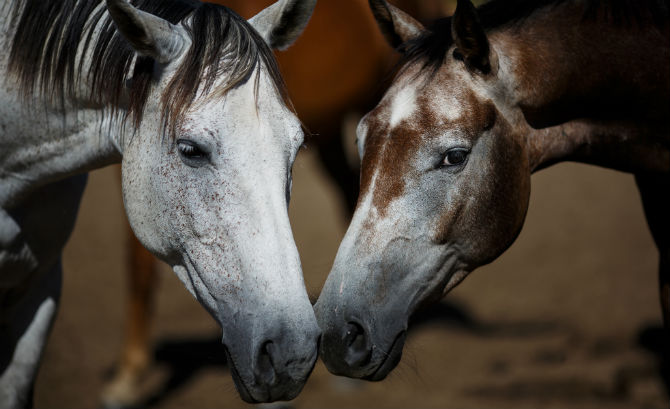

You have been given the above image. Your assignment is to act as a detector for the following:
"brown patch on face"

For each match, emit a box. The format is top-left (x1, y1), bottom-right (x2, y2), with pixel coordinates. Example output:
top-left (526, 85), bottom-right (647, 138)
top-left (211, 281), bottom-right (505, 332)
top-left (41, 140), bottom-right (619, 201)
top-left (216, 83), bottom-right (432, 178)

top-left (361, 108), bottom-right (430, 217)
top-left (358, 68), bottom-right (496, 218)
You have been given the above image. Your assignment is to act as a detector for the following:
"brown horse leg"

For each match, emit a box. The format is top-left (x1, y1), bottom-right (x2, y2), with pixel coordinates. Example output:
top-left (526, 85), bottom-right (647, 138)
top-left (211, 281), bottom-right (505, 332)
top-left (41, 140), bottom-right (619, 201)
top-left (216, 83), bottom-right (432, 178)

top-left (635, 173), bottom-right (670, 349)
top-left (101, 229), bottom-right (158, 408)
top-left (313, 122), bottom-right (360, 214)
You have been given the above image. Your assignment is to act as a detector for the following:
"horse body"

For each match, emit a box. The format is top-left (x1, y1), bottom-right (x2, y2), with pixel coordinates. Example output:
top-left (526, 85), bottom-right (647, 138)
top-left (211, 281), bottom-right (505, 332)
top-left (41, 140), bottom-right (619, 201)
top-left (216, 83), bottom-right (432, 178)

top-left (508, 2), bottom-right (670, 171)
top-left (315, 0), bottom-right (670, 380)
top-left (1, 0), bottom-right (319, 406)
top-left (0, 6), bottom-right (113, 400)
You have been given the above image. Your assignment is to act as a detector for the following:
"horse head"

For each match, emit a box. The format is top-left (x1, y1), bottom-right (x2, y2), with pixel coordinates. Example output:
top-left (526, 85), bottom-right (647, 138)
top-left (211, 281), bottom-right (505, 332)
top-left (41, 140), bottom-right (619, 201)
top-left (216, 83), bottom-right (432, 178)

top-left (108, 0), bottom-right (319, 402)
top-left (315, 0), bottom-right (531, 380)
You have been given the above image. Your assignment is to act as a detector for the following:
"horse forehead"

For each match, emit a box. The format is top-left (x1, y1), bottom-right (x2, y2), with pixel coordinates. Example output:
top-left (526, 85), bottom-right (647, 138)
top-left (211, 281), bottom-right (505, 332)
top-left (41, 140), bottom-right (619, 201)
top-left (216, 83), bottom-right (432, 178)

top-left (182, 98), bottom-right (257, 136)
top-left (365, 76), bottom-right (475, 149)
top-left (375, 68), bottom-right (473, 129)
top-left (186, 77), bottom-right (292, 131)
top-left (359, 72), bottom-right (484, 217)
top-left (182, 104), bottom-right (298, 143)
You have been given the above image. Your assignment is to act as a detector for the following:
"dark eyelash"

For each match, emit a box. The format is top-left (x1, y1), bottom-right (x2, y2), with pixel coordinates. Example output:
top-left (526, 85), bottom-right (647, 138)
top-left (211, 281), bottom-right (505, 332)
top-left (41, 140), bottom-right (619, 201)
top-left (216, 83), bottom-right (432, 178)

top-left (177, 139), bottom-right (207, 160)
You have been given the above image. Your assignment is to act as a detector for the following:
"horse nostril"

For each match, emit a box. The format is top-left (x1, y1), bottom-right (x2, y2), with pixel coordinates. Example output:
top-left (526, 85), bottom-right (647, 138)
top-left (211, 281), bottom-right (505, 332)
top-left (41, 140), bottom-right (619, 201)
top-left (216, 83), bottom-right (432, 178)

top-left (343, 322), bottom-right (362, 347)
top-left (343, 322), bottom-right (372, 368)
top-left (255, 340), bottom-right (277, 386)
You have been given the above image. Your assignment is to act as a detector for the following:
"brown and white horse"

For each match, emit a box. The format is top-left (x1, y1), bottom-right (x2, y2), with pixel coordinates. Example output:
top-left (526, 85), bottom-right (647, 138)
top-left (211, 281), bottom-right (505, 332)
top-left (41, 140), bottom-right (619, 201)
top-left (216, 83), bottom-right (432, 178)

top-left (315, 0), bottom-right (670, 380)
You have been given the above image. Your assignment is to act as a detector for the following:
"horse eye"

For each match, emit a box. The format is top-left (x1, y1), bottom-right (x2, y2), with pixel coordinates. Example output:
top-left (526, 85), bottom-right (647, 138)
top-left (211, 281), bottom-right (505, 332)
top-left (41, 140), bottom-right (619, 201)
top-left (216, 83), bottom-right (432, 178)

top-left (442, 149), bottom-right (469, 167)
top-left (177, 139), bottom-right (207, 161)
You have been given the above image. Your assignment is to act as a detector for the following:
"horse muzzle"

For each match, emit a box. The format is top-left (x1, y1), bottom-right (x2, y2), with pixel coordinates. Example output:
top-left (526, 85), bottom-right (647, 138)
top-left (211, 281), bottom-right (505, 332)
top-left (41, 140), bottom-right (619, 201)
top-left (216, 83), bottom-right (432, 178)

top-left (315, 298), bottom-right (407, 380)
top-left (223, 319), bottom-right (321, 403)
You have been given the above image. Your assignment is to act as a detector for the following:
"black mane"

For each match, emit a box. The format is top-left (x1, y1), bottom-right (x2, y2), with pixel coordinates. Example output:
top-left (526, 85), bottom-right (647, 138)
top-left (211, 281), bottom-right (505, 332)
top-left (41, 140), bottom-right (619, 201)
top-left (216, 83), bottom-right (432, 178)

top-left (400, 0), bottom-right (670, 74)
top-left (7, 0), bottom-right (288, 134)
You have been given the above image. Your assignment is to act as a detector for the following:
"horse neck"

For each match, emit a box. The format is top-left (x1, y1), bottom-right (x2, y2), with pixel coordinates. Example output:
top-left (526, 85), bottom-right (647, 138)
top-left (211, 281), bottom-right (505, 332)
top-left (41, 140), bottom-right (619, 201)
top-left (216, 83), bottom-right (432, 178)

top-left (493, 1), bottom-right (670, 173)
top-left (0, 1), bottom-right (124, 206)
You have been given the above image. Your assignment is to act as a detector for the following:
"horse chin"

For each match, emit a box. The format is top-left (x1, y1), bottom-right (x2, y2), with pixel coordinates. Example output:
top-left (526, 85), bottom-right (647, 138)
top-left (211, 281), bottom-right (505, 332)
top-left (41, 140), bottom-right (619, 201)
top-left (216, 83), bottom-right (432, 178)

top-left (224, 346), bottom-right (278, 404)
top-left (365, 330), bottom-right (407, 382)
top-left (223, 346), bottom-right (260, 403)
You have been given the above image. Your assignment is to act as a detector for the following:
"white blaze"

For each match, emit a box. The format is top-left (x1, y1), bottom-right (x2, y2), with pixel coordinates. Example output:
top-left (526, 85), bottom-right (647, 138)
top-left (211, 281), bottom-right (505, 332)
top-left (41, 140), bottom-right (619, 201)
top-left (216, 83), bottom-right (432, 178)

top-left (388, 86), bottom-right (418, 128)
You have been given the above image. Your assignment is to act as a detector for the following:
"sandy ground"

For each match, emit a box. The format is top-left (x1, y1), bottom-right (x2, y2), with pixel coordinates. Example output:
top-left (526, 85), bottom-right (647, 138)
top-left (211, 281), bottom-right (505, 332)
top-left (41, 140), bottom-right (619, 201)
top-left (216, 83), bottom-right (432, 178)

top-left (34, 148), bottom-right (668, 408)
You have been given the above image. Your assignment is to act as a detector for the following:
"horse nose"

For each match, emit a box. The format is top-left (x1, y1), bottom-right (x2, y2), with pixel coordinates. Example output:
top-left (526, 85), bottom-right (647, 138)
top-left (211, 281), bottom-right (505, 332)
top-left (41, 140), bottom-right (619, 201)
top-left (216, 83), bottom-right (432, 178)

top-left (343, 322), bottom-right (372, 368)
top-left (250, 321), bottom-right (321, 400)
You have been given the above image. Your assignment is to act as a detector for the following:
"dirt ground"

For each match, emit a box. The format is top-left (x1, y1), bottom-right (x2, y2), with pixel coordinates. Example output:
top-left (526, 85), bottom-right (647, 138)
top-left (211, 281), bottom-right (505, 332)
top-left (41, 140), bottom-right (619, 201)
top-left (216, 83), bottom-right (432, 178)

top-left (34, 148), bottom-right (668, 408)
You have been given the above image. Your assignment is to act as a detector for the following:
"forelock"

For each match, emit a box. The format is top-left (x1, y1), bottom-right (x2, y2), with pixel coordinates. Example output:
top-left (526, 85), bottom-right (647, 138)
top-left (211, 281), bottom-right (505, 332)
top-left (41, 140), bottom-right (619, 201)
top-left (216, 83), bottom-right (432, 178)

top-left (159, 4), bottom-right (289, 137)
top-left (7, 0), bottom-right (290, 138)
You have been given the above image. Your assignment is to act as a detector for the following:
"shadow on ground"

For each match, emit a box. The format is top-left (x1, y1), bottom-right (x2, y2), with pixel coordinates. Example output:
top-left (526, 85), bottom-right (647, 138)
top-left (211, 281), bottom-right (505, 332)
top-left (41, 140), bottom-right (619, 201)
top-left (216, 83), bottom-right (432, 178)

top-left (638, 325), bottom-right (670, 395)
top-left (142, 336), bottom-right (229, 407)
top-left (117, 303), bottom-right (668, 408)
top-left (462, 323), bottom-right (668, 406)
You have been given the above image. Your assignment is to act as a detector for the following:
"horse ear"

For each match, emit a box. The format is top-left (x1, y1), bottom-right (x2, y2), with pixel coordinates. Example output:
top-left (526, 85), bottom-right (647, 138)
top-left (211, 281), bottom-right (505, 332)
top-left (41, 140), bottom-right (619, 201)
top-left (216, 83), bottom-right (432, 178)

top-left (249, 0), bottom-right (317, 51)
top-left (106, 0), bottom-right (186, 64)
top-left (369, 0), bottom-right (425, 49)
top-left (451, 0), bottom-right (491, 74)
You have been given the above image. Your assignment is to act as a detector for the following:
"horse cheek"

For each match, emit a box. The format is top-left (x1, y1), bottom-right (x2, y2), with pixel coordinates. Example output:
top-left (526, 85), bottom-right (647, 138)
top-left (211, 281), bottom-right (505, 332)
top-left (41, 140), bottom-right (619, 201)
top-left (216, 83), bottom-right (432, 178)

top-left (484, 131), bottom-right (531, 264)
